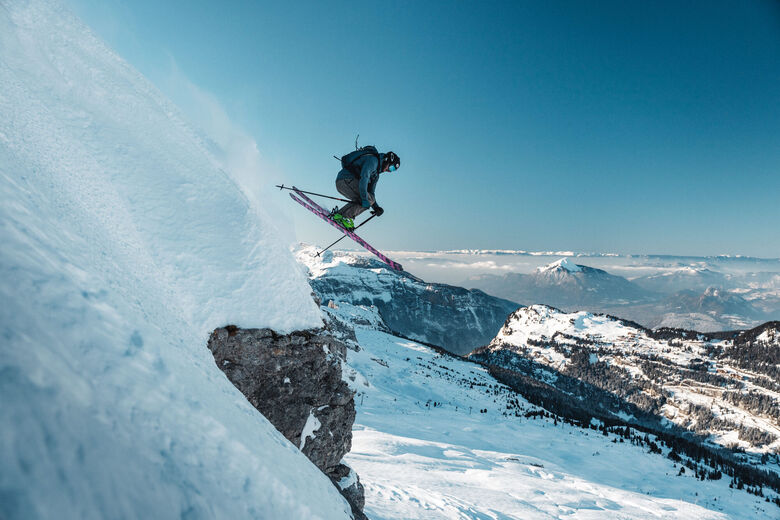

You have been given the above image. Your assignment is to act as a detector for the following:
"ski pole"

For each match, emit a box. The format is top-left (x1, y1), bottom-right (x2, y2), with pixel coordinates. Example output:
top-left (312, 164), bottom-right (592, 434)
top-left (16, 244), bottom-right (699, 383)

top-left (276, 184), bottom-right (350, 203)
top-left (317, 214), bottom-right (377, 257)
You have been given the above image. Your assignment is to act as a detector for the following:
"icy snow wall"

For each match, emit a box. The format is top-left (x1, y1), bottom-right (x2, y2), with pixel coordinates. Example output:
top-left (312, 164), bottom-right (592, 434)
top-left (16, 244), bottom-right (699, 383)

top-left (0, 0), bottom-right (352, 518)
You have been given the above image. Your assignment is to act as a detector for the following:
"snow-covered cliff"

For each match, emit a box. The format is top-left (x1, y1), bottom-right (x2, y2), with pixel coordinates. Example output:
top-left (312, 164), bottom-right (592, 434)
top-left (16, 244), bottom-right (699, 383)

top-left (0, 1), bottom-right (352, 518)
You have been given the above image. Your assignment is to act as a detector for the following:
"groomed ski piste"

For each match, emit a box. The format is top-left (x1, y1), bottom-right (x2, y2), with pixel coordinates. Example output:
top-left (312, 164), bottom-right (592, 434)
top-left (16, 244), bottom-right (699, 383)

top-left (302, 251), bottom-right (777, 520)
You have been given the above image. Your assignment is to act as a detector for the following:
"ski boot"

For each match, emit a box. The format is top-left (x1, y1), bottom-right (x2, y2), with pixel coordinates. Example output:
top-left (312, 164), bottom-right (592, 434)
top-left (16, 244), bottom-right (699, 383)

top-left (329, 211), bottom-right (355, 231)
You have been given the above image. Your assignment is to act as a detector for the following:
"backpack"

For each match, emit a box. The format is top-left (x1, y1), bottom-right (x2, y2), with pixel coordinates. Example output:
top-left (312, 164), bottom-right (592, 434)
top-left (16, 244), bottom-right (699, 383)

top-left (341, 145), bottom-right (380, 177)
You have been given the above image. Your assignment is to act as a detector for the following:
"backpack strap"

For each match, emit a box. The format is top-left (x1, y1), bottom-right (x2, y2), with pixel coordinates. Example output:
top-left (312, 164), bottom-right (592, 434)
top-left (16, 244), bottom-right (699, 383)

top-left (345, 147), bottom-right (380, 178)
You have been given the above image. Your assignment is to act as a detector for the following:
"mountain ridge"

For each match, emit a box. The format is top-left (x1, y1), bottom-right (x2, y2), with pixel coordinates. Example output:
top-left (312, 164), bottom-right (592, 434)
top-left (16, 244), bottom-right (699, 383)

top-left (469, 305), bottom-right (780, 456)
top-left (297, 245), bottom-right (519, 355)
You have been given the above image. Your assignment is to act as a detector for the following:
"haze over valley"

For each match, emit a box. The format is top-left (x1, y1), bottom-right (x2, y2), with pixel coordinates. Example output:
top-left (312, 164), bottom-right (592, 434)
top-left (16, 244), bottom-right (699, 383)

top-left (362, 250), bottom-right (780, 333)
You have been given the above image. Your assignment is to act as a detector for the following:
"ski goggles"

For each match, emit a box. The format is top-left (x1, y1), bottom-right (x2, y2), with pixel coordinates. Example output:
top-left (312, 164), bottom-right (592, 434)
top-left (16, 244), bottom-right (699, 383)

top-left (388, 164), bottom-right (397, 172)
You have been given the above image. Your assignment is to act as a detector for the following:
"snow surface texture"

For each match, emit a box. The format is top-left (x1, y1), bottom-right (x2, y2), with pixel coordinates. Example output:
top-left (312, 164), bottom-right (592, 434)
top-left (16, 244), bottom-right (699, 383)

top-left (0, 1), bottom-right (352, 518)
top-left (324, 303), bottom-right (775, 519)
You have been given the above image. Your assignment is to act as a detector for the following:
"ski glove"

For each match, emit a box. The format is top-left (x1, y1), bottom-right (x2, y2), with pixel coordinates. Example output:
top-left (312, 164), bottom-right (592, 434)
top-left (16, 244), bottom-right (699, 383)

top-left (371, 204), bottom-right (384, 217)
top-left (361, 199), bottom-right (371, 208)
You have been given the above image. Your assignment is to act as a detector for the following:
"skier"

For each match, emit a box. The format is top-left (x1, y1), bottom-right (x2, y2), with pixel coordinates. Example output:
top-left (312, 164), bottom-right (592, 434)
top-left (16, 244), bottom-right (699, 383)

top-left (329, 147), bottom-right (400, 231)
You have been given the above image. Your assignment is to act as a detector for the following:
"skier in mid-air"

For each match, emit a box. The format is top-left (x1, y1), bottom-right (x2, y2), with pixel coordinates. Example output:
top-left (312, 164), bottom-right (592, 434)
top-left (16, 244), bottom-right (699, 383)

top-left (281, 145), bottom-right (405, 271)
top-left (329, 147), bottom-right (400, 231)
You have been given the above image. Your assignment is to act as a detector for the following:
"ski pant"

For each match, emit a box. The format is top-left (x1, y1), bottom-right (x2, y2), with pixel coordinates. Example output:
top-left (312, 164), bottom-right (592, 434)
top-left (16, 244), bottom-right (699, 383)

top-left (335, 175), bottom-right (374, 219)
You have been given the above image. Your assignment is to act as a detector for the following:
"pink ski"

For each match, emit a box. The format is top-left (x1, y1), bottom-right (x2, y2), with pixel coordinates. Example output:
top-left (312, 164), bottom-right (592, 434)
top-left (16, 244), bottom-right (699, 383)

top-left (289, 187), bottom-right (404, 272)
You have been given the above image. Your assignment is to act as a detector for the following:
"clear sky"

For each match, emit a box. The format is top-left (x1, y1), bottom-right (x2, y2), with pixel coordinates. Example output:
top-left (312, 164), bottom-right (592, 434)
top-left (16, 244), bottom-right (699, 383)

top-left (68, 0), bottom-right (780, 256)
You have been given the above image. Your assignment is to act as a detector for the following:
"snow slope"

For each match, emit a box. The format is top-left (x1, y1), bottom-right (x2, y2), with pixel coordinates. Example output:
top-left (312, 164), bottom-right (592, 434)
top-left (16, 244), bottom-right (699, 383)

top-left (1, 1), bottom-right (351, 518)
top-left (323, 303), bottom-right (776, 519)
top-left (481, 305), bottom-right (780, 454)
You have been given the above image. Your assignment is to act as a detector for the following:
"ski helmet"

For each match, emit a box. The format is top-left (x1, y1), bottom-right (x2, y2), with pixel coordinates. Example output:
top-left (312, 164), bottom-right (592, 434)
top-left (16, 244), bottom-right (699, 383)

top-left (384, 151), bottom-right (400, 172)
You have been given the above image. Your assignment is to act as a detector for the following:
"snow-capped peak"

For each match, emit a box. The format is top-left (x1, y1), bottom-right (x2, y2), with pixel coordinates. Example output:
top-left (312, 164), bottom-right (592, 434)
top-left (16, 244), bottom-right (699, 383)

top-left (538, 257), bottom-right (582, 273)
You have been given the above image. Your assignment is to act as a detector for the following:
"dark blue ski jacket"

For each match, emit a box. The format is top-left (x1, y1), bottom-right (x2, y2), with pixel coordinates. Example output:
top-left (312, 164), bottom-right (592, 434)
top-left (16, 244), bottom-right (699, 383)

top-left (337, 152), bottom-right (384, 204)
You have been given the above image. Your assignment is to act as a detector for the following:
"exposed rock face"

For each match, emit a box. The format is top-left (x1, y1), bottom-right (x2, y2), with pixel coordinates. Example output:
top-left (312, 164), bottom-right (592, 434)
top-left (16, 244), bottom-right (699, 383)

top-left (208, 326), bottom-right (367, 519)
top-left (331, 463), bottom-right (366, 515)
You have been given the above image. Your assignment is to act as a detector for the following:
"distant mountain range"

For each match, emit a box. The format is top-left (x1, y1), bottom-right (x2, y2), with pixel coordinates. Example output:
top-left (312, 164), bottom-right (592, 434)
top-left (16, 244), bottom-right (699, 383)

top-left (657, 287), bottom-right (764, 324)
top-left (614, 286), bottom-right (767, 332)
top-left (298, 249), bottom-right (780, 456)
top-left (466, 258), bottom-right (655, 309)
top-left (466, 259), bottom-right (777, 332)
top-left (632, 266), bottom-right (733, 293)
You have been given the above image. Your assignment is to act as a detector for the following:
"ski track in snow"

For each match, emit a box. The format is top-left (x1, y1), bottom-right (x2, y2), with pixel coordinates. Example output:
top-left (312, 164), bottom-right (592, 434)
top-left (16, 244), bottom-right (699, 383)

top-left (328, 303), bottom-right (775, 519)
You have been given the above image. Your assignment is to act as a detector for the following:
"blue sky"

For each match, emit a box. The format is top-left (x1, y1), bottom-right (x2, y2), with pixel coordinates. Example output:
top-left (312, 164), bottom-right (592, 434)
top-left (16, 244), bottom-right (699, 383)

top-left (68, 0), bottom-right (779, 256)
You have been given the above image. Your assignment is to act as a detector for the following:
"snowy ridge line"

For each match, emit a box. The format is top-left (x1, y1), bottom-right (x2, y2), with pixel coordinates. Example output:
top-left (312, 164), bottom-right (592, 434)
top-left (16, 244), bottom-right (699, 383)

top-left (475, 351), bottom-right (780, 491)
top-left (297, 244), bottom-right (518, 355)
top-left (475, 305), bottom-right (780, 457)
top-left (379, 328), bottom-right (481, 362)
top-left (705, 320), bottom-right (780, 340)
top-left (504, 302), bottom-right (776, 341)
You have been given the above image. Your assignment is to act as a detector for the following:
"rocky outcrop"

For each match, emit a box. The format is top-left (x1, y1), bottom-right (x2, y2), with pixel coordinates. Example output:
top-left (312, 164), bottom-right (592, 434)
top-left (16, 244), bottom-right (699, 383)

top-left (208, 326), bottom-right (367, 519)
top-left (330, 463), bottom-right (365, 514)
